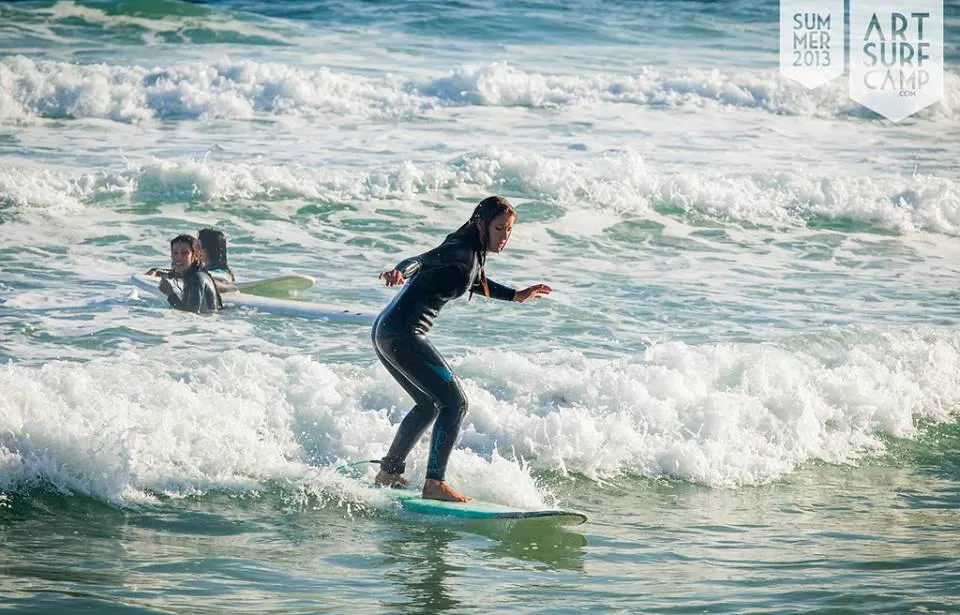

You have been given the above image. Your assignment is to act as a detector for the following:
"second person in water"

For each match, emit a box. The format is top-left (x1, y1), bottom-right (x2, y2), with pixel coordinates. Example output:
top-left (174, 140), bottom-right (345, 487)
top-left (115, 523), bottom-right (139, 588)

top-left (147, 228), bottom-right (236, 294)
top-left (159, 234), bottom-right (222, 313)
top-left (198, 228), bottom-right (237, 293)
top-left (372, 195), bottom-right (552, 502)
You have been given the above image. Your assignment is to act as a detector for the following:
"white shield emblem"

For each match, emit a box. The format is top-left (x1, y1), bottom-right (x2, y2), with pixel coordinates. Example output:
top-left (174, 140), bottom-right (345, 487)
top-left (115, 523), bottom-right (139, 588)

top-left (849, 0), bottom-right (944, 122)
top-left (780, 0), bottom-right (845, 88)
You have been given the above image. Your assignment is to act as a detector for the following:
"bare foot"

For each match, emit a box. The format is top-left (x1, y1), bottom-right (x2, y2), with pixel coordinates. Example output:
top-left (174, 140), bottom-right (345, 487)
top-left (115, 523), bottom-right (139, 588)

top-left (422, 479), bottom-right (472, 503)
top-left (375, 470), bottom-right (408, 488)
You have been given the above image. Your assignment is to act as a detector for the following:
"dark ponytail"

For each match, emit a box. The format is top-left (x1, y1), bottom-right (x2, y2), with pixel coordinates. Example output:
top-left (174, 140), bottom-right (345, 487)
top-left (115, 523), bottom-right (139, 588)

top-left (198, 228), bottom-right (234, 281)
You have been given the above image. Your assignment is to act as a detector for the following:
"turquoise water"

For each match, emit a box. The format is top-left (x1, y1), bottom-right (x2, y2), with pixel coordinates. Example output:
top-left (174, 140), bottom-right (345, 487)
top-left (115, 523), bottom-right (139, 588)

top-left (2, 0), bottom-right (960, 612)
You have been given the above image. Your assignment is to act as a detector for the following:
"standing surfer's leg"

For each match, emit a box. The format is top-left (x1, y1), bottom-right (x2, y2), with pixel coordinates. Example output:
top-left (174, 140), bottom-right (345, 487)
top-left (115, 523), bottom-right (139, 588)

top-left (389, 336), bottom-right (471, 503)
top-left (421, 375), bottom-right (470, 503)
top-left (423, 376), bottom-right (467, 482)
top-left (373, 334), bottom-right (439, 486)
top-left (375, 333), bottom-right (471, 502)
top-left (378, 395), bottom-right (438, 483)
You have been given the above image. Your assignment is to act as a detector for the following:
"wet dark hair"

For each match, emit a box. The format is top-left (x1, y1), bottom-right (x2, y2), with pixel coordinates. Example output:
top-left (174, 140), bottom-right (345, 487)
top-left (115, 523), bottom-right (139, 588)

top-left (448, 196), bottom-right (517, 300)
top-left (170, 234), bottom-right (202, 270)
top-left (198, 228), bottom-right (234, 281)
top-left (448, 196), bottom-right (517, 247)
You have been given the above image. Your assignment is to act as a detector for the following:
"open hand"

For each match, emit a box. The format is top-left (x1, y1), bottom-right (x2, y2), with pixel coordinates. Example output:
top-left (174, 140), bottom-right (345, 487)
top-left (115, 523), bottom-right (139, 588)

top-left (379, 269), bottom-right (405, 287)
top-left (514, 283), bottom-right (552, 303)
top-left (158, 278), bottom-right (175, 296)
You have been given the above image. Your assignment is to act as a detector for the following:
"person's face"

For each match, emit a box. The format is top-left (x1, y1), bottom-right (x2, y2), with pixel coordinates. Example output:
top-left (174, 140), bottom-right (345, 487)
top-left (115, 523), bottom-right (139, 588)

top-left (484, 212), bottom-right (515, 254)
top-left (171, 242), bottom-right (196, 274)
top-left (200, 246), bottom-right (210, 266)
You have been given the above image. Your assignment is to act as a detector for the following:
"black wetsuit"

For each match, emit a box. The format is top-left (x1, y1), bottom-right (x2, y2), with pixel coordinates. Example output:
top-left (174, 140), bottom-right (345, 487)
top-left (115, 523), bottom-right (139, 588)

top-left (167, 265), bottom-right (222, 314)
top-left (374, 232), bottom-right (515, 481)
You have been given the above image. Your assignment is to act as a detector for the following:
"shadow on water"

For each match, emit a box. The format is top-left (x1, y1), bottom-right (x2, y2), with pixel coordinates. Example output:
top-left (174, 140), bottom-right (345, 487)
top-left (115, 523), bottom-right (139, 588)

top-left (379, 524), bottom-right (466, 615)
top-left (467, 519), bottom-right (587, 571)
top-left (377, 516), bottom-right (587, 615)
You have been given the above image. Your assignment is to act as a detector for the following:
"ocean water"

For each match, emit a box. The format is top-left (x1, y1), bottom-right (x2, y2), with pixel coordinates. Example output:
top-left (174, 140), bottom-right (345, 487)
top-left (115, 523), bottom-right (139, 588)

top-left (2, 0), bottom-right (960, 612)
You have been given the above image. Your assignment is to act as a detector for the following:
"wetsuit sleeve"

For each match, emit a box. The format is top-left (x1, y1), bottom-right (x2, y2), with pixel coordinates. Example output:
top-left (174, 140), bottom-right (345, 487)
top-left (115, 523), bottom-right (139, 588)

top-left (393, 256), bottom-right (422, 279)
top-left (393, 244), bottom-right (452, 279)
top-left (472, 276), bottom-right (516, 301)
top-left (167, 273), bottom-right (204, 313)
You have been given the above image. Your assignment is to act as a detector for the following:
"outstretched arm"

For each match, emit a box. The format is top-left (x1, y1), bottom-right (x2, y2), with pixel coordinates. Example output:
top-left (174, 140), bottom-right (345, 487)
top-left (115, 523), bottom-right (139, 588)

top-left (472, 277), bottom-right (516, 301)
top-left (474, 276), bottom-right (552, 302)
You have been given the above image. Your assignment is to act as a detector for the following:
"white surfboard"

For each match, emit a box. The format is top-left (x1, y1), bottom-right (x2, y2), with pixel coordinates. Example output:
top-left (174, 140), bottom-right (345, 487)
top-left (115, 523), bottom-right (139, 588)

top-left (130, 274), bottom-right (376, 324)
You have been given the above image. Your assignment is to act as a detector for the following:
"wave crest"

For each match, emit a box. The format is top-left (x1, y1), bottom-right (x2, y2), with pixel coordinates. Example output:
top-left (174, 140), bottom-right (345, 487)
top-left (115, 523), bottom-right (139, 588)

top-left (3, 57), bottom-right (956, 124)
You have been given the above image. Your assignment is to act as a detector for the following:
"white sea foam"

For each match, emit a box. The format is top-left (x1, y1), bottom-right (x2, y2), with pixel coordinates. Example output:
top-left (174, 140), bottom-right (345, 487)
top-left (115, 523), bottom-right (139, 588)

top-left (4, 149), bottom-right (958, 236)
top-left (0, 56), bottom-right (431, 123)
top-left (3, 56), bottom-right (957, 124)
top-left (418, 62), bottom-right (960, 120)
top-left (0, 166), bottom-right (91, 214)
top-left (0, 328), bottom-right (956, 506)
top-left (0, 349), bottom-right (546, 508)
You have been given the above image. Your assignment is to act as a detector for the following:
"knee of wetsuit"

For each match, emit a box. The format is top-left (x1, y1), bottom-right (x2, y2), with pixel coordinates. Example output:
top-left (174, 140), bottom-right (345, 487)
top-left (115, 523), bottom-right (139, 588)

top-left (380, 456), bottom-right (405, 475)
top-left (420, 402), bottom-right (441, 420)
top-left (448, 396), bottom-right (468, 423)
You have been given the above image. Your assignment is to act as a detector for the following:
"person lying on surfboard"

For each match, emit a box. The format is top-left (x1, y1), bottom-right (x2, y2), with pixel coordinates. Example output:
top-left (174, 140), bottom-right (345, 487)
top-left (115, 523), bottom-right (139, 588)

top-left (197, 228), bottom-right (238, 294)
top-left (372, 196), bottom-right (552, 503)
top-left (157, 234), bottom-right (222, 314)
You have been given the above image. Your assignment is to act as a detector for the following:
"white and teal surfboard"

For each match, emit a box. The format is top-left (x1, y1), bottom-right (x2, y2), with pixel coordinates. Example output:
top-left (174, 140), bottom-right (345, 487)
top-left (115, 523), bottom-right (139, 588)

top-left (335, 460), bottom-right (586, 525)
top-left (381, 489), bottom-right (587, 525)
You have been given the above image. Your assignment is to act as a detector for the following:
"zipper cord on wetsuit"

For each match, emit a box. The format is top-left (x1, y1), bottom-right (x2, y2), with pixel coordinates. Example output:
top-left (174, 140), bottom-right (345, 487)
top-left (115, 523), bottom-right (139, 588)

top-left (468, 221), bottom-right (490, 301)
top-left (479, 251), bottom-right (490, 299)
